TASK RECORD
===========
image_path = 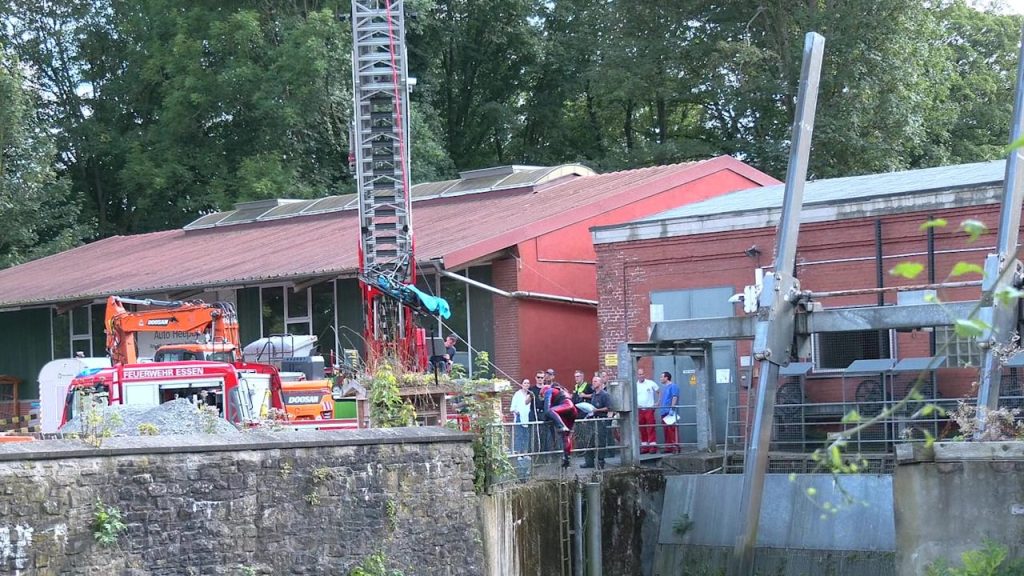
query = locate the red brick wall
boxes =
[597,199,1005,401]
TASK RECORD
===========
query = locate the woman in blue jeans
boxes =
[509,378,534,454]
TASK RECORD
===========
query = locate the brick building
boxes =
[592,160,1016,446]
[0,157,775,401]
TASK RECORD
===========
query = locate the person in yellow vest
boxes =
[571,369,593,404]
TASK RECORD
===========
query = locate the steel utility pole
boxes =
[729,32,825,576]
[975,23,1024,434]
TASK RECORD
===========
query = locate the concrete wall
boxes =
[480,469,894,576]
[479,469,666,576]
[895,442,1024,575]
[0,428,483,575]
[655,474,896,576]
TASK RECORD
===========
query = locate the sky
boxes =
[1006,0,1024,13]
[977,0,1024,14]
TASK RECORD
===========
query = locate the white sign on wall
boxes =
[135,331,206,359]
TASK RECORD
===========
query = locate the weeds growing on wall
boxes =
[948,401,1024,441]
[368,361,416,427]
[925,540,1024,576]
[473,351,491,379]
[454,379,513,494]
[92,499,126,547]
[348,550,404,576]
[78,391,124,448]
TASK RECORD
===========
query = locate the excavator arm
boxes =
[104,296,242,365]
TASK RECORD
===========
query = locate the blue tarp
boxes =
[402,284,452,319]
[375,276,451,320]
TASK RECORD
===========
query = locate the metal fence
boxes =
[488,415,626,483]
[725,387,1024,474]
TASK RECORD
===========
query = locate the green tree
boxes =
[921,0,1021,166]
[87,0,354,232]
[412,0,541,169]
[0,50,91,268]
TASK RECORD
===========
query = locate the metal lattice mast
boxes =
[975,23,1024,432]
[351,0,415,347]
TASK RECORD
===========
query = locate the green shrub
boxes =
[92,499,126,547]
[926,541,1024,576]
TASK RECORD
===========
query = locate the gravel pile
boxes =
[60,398,241,436]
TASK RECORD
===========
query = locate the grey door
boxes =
[651,287,734,445]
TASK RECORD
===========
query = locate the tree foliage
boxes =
[1,0,1022,265]
[0,48,91,268]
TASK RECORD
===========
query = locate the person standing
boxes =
[583,376,611,469]
[531,370,550,455]
[571,369,593,405]
[636,368,659,454]
[658,371,680,453]
[529,371,545,422]
[510,378,534,455]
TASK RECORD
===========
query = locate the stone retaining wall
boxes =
[0,428,482,575]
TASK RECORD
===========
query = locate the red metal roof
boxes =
[0,156,777,307]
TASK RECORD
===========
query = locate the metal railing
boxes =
[488,415,626,483]
[730,393,1024,474]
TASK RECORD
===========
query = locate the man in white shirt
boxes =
[636,368,659,454]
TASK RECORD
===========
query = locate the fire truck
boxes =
[60,361,275,428]
[59,360,360,431]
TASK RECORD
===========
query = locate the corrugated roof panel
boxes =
[301,195,355,213]
[411,180,458,198]
[0,156,761,306]
[443,174,510,195]
[643,160,1004,222]
[492,166,552,188]
[260,199,318,219]
[217,206,275,224]
[185,212,233,229]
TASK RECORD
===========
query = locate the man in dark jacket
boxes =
[582,376,611,469]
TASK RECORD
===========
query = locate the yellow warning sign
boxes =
[604,354,618,367]
[689,374,697,386]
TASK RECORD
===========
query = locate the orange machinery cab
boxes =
[280,379,334,420]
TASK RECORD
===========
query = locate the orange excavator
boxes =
[104,296,242,366]
[104,296,336,422]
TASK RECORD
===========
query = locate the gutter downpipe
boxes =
[434,267,599,308]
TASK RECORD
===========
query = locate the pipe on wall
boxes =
[434,267,598,307]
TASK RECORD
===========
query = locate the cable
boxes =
[516,251,581,297]
[436,317,518,383]
[383,0,411,233]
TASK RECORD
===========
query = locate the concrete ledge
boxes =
[895,442,934,464]
[0,427,472,461]
[934,441,1024,461]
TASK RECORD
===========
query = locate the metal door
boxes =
[651,288,734,445]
